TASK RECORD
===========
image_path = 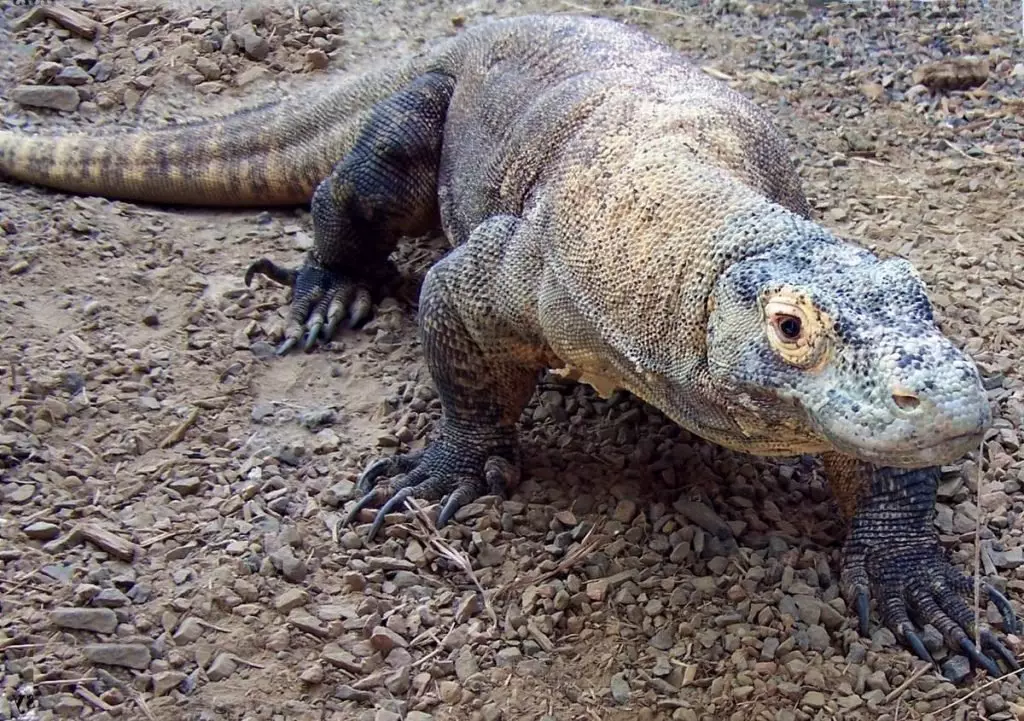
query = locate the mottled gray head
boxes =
[706,240,991,467]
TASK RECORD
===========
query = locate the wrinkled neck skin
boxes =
[701,242,991,468]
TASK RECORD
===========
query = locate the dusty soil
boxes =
[2,1,1024,720]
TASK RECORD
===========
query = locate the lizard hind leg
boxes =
[245,70,456,355]
[344,214,553,541]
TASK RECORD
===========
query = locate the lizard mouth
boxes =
[822,427,984,468]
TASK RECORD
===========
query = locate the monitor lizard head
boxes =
[706,240,991,468]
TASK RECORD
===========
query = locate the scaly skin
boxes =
[0,14,1017,677]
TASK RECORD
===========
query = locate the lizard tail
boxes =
[0,58,436,207]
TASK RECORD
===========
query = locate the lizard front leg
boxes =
[344,215,554,539]
[245,71,455,354]
[824,452,1020,676]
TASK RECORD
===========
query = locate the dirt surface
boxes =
[2,1,1024,720]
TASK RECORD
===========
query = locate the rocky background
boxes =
[1,0,1023,720]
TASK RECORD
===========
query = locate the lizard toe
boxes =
[248,256,375,354]
[344,428,520,542]
[245,257,298,289]
[841,524,1020,680]
[946,571,1020,635]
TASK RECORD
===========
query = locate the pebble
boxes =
[51,607,118,634]
[370,626,408,652]
[496,647,523,667]
[84,643,152,670]
[10,85,80,111]
[206,653,238,681]
[23,521,60,540]
[152,670,187,696]
[55,66,91,86]
[173,617,204,644]
[610,673,630,704]
[801,691,826,709]
[274,588,309,613]
[942,656,971,684]
[454,649,478,681]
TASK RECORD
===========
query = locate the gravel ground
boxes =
[1,1,1024,720]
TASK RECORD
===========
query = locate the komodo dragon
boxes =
[0,14,1018,676]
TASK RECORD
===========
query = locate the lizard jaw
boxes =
[817,425,985,468]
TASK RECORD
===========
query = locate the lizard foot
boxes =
[343,430,520,542]
[245,257,374,355]
[842,528,1020,678]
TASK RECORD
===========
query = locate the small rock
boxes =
[454,649,478,681]
[612,499,638,523]
[152,670,187,696]
[302,8,325,26]
[801,691,826,709]
[370,626,407,653]
[11,85,80,111]
[6,484,37,503]
[496,647,523,667]
[55,66,91,86]
[173,617,204,644]
[983,694,1007,714]
[807,625,830,652]
[167,477,201,496]
[649,627,674,650]
[942,655,971,684]
[274,588,309,613]
[84,643,151,670]
[51,607,118,634]
[236,66,270,86]
[306,49,329,69]
[93,588,130,608]
[610,673,630,704]
[207,653,238,681]
[238,26,270,60]
[24,521,60,540]
[300,664,324,684]
[760,637,780,661]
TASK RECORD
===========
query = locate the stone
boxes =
[941,655,971,684]
[206,653,238,681]
[84,643,151,670]
[152,670,187,696]
[495,647,523,667]
[274,588,309,613]
[55,66,91,86]
[370,626,407,652]
[11,85,80,111]
[51,608,118,634]
[173,617,204,644]
[610,673,630,704]
[24,521,60,540]
[801,691,826,709]
[454,649,478,681]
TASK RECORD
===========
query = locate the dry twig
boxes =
[496,521,606,599]
[402,498,499,628]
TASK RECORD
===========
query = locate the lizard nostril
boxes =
[892,390,921,411]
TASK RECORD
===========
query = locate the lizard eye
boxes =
[763,291,831,371]
[775,315,802,342]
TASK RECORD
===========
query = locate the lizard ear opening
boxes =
[762,286,832,371]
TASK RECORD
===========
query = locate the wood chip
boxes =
[159,406,199,448]
[79,523,138,562]
[42,6,100,39]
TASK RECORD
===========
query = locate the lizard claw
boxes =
[341,429,520,542]
[244,256,373,354]
[841,528,1020,679]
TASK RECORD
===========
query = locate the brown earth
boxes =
[2,1,1024,720]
